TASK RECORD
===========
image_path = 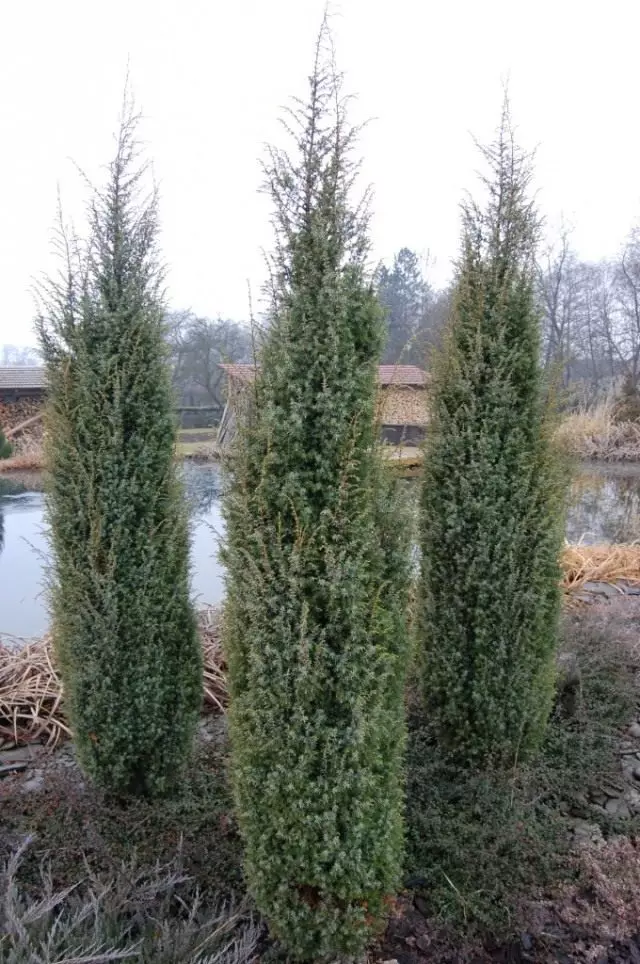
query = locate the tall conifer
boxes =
[38,106,202,797]
[419,103,566,766]
[222,27,411,958]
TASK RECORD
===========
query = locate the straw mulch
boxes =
[561,543,640,592]
[3,546,640,748]
[0,606,228,747]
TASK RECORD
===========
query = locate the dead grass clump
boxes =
[556,400,640,461]
[0,451,45,473]
[561,542,640,591]
[0,607,228,746]
[0,637,68,746]
[1,837,259,964]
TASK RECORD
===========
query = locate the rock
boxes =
[625,788,640,814]
[605,796,631,818]
[602,782,624,798]
[520,933,534,952]
[21,769,44,793]
[581,581,620,598]
[573,819,604,844]
[634,767,640,781]
[629,722,640,739]
[415,936,431,954]
[0,762,27,777]
[618,580,640,595]
[0,746,35,764]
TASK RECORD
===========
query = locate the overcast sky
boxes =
[1,0,639,349]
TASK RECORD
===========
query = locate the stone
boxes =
[520,933,534,952]
[617,580,640,595]
[573,820,604,845]
[602,782,624,798]
[635,767,640,781]
[0,762,27,776]
[0,746,35,764]
[625,788,640,814]
[581,581,620,598]
[21,769,44,793]
[629,722,640,739]
[605,796,631,819]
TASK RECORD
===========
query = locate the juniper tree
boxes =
[37,105,202,797]
[221,27,412,959]
[419,102,566,767]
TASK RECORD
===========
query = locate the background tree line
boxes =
[7,224,640,417]
[537,226,640,408]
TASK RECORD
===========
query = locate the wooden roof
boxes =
[220,363,428,387]
[0,367,46,390]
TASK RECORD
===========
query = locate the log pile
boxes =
[378,386,429,427]
[0,398,44,437]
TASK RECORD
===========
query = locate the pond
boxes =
[0,463,225,639]
[2,461,640,638]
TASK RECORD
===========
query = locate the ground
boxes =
[2,599,640,961]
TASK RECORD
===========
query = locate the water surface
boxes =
[2,461,640,638]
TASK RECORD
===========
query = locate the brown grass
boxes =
[2,546,640,747]
[556,400,640,462]
[0,452,45,472]
[561,542,640,591]
[0,606,228,747]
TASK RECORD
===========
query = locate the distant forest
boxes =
[6,229,640,417]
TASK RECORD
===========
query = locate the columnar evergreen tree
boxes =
[419,103,566,767]
[37,105,202,797]
[222,27,412,959]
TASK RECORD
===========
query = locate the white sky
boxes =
[1,0,639,348]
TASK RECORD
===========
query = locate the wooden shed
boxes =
[217,363,429,453]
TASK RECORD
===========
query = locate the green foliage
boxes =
[418,101,567,767]
[406,606,640,939]
[0,427,12,459]
[36,104,202,797]
[221,26,412,960]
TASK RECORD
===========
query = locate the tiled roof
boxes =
[0,367,47,390]
[377,365,428,386]
[220,363,428,387]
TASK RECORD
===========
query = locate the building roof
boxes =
[0,367,47,391]
[220,363,428,387]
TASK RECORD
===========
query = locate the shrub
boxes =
[221,25,412,959]
[418,101,567,767]
[36,103,202,797]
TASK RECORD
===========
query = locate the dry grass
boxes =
[556,400,640,461]
[0,606,228,747]
[0,452,45,472]
[561,542,640,592]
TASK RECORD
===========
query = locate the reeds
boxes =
[555,400,640,462]
[0,606,228,747]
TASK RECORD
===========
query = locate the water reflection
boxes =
[0,463,225,638]
[3,461,640,639]
[568,465,640,544]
